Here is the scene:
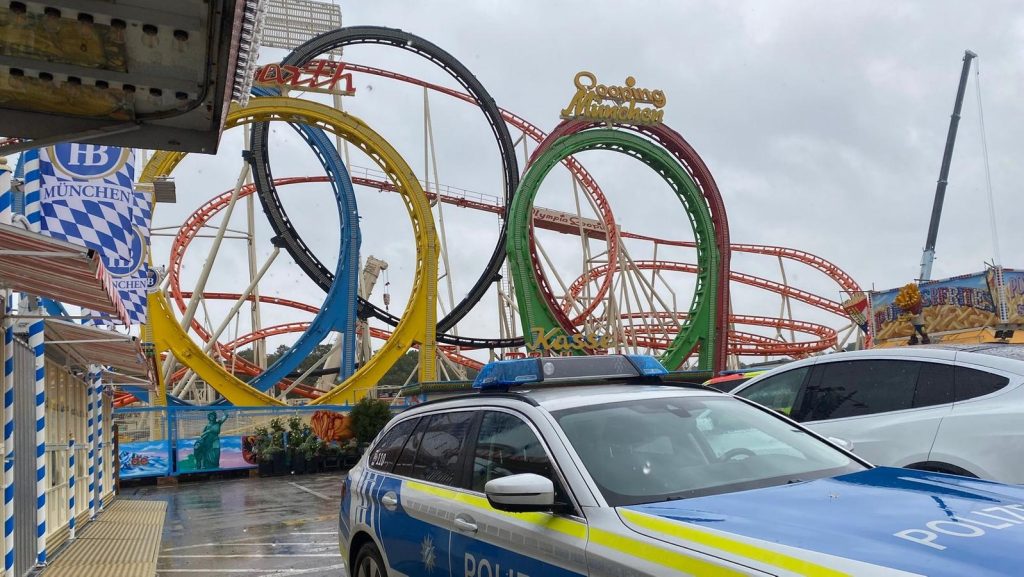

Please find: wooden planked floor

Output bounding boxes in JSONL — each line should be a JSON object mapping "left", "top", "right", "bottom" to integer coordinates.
{"left": 42, "top": 499, "right": 166, "bottom": 577}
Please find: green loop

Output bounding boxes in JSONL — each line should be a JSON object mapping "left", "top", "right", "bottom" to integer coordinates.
{"left": 507, "top": 129, "right": 719, "bottom": 369}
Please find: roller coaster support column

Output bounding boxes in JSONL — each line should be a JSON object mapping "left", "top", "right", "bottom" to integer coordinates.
{"left": 173, "top": 247, "right": 280, "bottom": 397}
{"left": 178, "top": 158, "right": 252, "bottom": 333}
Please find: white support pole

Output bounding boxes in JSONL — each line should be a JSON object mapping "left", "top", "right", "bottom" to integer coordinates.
{"left": 28, "top": 302, "right": 45, "bottom": 567}
{"left": 24, "top": 150, "right": 47, "bottom": 566}
{"left": 173, "top": 248, "right": 280, "bottom": 396}
{"left": 86, "top": 367, "right": 97, "bottom": 520}
{"left": 200, "top": 247, "right": 280, "bottom": 356}
{"left": 95, "top": 380, "right": 104, "bottom": 514}
{"left": 243, "top": 129, "right": 266, "bottom": 370}
{"left": 3, "top": 292, "right": 13, "bottom": 577}
{"left": 67, "top": 437, "right": 75, "bottom": 540}
{"left": 0, "top": 156, "right": 10, "bottom": 224}
{"left": 178, "top": 160, "right": 252, "bottom": 330}
{"left": 23, "top": 150, "right": 40, "bottom": 233}
{"left": 0, "top": 155, "right": 12, "bottom": 577}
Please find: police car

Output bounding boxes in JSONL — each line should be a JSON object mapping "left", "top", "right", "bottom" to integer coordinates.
{"left": 340, "top": 355, "right": 1024, "bottom": 576}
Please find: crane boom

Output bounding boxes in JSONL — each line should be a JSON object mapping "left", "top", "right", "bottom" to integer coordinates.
{"left": 919, "top": 50, "right": 977, "bottom": 281}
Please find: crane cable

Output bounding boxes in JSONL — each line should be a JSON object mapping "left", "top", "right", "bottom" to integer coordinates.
{"left": 973, "top": 58, "right": 1009, "bottom": 322}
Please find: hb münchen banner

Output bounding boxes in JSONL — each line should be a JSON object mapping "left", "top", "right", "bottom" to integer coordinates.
{"left": 39, "top": 143, "right": 151, "bottom": 324}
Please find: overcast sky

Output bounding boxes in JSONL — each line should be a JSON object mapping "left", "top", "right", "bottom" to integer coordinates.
{"left": 155, "top": 0, "right": 1024, "bottom": 362}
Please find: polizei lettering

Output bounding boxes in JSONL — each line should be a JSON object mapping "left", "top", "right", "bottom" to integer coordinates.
{"left": 560, "top": 71, "right": 666, "bottom": 126}
{"left": 465, "top": 553, "right": 529, "bottom": 577}
{"left": 42, "top": 182, "right": 132, "bottom": 204}
{"left": 894, "top": 503, "right": 1024, "bottom": 550}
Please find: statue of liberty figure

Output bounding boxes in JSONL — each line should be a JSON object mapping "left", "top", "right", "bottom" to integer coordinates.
{"left": 193, "top": 411, "right": 229, "bottom": 470}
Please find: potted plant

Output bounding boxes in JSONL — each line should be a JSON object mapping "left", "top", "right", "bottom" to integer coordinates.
{"left": 340, "top": 438, "right": 361, "bottom": 469}
{"left": 250, "top": 425, "right": 274, "bottom": 477}
{"left": 268, "top": 418, "right": 288, "bottom": 475}
{"left": 322, "top": 442, "right": 342, "bottom": 471}
{"left": 287, "top": 416, "right": 314, "bottom": 474}
{"left": 298, "top": 435, "right": 325, "bottom": 474}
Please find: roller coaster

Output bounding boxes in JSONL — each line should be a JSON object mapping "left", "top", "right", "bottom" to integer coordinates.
{"left": 115, "top": 25, "right": 864, "bottom": 408}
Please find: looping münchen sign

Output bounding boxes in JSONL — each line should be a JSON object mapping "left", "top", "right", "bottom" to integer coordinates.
{"left": 560, "top": 71, "right": 667, "bottom": 125}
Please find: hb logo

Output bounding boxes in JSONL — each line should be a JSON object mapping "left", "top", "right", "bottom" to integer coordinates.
{"left": 48, "top": 143, "right": 130, "bottom": 180}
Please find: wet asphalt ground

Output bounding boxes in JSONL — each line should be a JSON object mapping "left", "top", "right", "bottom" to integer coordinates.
{"left": 124, "top": 471, "right": 347, "bottom": 577}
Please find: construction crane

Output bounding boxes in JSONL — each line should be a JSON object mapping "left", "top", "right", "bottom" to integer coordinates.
{"left": 919, "top": 50, "right": 977, "bottom": 281}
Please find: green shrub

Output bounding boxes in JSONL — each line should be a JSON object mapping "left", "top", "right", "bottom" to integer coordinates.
{"left": 349, "top": 397, "right": 393, "bottom": 444}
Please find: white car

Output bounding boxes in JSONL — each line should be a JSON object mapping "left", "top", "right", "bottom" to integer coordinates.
{"left": 731, "top": 344, "right": 1024, "bottom": 482}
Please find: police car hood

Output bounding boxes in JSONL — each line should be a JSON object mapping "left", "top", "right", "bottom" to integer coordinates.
{"left": 619, "top": 467, "right": 1024, "bottom": 577}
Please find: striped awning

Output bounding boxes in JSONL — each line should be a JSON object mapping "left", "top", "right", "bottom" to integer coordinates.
{"left": 44, "top": 319, "right": 150, "bottom": 381}
{"left": 0, "top": 224, "right": 130, "bottom": 325}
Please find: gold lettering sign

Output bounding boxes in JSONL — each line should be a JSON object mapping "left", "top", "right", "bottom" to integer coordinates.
{"left": 560, "top": 71, "right": 666, "bottom": 126}
{"left": 526, "top": 327, "right": 614, "bottom": 354}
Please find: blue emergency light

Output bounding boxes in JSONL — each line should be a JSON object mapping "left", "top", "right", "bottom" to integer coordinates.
{"left": 473, "top": 355, "right": 668, "bottom": 390}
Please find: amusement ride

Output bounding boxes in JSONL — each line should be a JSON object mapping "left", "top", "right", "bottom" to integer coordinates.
{"left": 112, "top": 25, "right": 867, "bottom": 409}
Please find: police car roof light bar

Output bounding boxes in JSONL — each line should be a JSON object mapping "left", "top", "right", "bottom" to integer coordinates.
{"left": 473, "top": 355, "right": 668, "bottom": 390}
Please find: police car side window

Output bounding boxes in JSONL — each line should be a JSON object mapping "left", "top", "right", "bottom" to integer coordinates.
{"left": 407, "top": 412, "right": 475, "bottom": 487}
{"left": 738, "top": 367, "right": 809, "bottom": 419}
{"left": 954, "top": 366, "right": 1009, "bottom": 402}
{"left": 471, "top": 411, "right": 555, "bottom": 493}
{"left": 368, "top": 418, "right": 418, "bottom": 472}
{"left": 391, "top": 417, "right": 428, "bottom": 477}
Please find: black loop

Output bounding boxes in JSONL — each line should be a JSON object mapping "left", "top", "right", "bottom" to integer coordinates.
{"left": 250, "top": 26, "right": 523, "bottom": 348}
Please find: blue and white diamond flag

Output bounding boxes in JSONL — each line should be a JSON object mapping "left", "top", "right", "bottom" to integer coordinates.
{"left": 39, "top": 144, "right": 136, "bottom": 263}
{"left": 87, "top": 189, "right": 154, "bottom": 326}
{"left": 38, "top": 144, "right": 150, "bottom": 325}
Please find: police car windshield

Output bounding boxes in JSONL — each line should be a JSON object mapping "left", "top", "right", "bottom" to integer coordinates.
{"left": 553, "top": 395, "right": 864, "bottom": 507}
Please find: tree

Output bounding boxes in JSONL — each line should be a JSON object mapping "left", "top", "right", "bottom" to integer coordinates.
{"left": 349, "top": 397, "right": 393, "bottom": 444}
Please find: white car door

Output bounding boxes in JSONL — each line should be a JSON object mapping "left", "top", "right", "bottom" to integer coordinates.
{"left": 799, "top": 359, "right": 955, "bottom": 468}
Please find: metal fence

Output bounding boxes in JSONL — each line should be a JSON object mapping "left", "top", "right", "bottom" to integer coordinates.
{"left": 114, "top": 405, "right": 358, "bottom": 478}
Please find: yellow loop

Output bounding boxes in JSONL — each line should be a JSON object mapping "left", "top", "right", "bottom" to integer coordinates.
{"left": 143, "top": 96, "right": 438, "bottom": 406}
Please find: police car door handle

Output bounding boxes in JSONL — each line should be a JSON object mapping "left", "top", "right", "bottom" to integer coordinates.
{"left": 380, "top": 492, "right": 398, "bottom": 511}
{"left": 453, "top": 515, "right": 478, "bottom": 534}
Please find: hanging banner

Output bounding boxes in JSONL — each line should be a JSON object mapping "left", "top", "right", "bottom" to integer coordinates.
{"left": 39, "top": 143, "right": 135, "bottom": 262}
{"left": 37, "top": 143, "right": 150, "bottom": 324}
{"left": 89, "top": 189, "right": 152, "bottom": 325}
{"left": 870, "top": 270, "right": 1024, "bottom": 341}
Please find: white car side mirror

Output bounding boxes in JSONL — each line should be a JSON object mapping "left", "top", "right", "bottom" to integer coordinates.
{"left": 484, "top": 473, "right": 555, "bottom": 513}
{"left": 828, "top": 436, "right": 855, "bottom": 453}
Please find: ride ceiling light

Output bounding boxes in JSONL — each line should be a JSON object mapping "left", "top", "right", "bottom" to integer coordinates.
{"left": 0, "top": 0, "right": 266, "bottom": 155}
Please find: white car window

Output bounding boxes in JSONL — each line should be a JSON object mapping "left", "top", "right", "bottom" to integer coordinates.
{"left": 954, "top": 365, "right": 1009, "bottom": 401}
{"left": 738, "top": 367, "right": 809, "bottom": 417}
{"left": 804, "top": 360, "right": 920, "bottom": 420}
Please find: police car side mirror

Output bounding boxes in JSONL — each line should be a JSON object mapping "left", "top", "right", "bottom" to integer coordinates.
{"left": 484, "top": 474, "right": 555, "bottom": 513}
